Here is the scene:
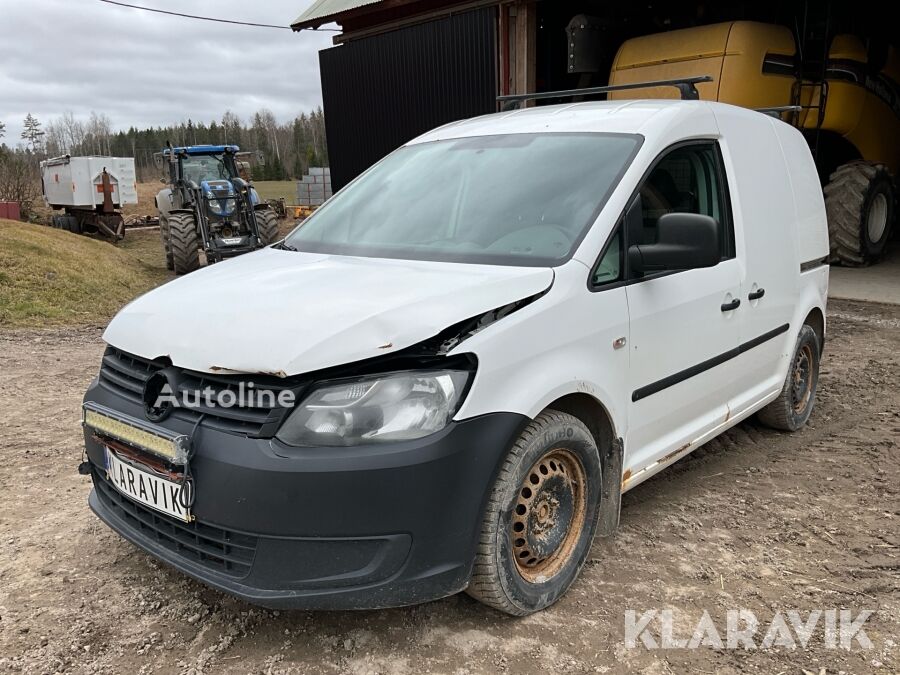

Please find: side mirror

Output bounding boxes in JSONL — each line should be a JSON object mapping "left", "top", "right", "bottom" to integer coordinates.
{"left": 628, "top": 212, "right": 719, "bottom": 275}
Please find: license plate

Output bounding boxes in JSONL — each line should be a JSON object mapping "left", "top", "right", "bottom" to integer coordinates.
{"left": 105, "top": 449, "right": 192, "bottom": 522}
{"left": 221, "top": 237, "right": 242, "bottom": 245}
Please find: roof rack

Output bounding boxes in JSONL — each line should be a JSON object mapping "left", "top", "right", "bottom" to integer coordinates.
{"left": 755, "top": 105, "right": 802, "bottom": 119}
{"left": 496, "top": 76, "right": 713, "bottom": 111}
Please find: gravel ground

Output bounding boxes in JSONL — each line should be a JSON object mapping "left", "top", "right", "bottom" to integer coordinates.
{"left": 0, "top": 298, "right": 898, "bottom": 674}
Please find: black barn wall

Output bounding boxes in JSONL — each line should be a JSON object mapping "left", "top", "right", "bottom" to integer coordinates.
{"left": 319, "top": 7, "right": 497, "bottom": 190}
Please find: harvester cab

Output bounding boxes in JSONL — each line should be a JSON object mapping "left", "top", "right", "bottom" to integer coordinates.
{"left": 154, "top": 144, "right": 280, "bottom": 274}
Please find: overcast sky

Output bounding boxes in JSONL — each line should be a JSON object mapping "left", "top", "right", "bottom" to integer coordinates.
{"left": 0, "top": 0, "right": 334, "bottom": 144}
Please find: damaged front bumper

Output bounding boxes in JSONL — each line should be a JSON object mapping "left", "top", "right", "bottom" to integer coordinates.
{"left": 82, "top": 377, "right": 526, "bottom": 609}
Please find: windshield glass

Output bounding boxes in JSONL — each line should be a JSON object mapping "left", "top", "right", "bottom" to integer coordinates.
{"left": 181, "top": 154, "right": 232, "bottom": 184}
{"left": 284, "top": 133, "right": 640, "bottom": 266}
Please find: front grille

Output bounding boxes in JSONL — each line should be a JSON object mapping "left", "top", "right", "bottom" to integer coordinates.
{"left": 98, "top": 346, "right": 300, "bottom": 437}
{"left": 93, "top": 469, "right": 257, "bottom": 579}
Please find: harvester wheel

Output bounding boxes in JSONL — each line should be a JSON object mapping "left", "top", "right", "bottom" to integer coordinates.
{"left": 824, "top": 161, "right": 895, "bottom": 266}
{"left": 168, "top": 212, "right": 201, "bottom": 274}
{"left": 255, "top": 209, "right": 280, "bottom": 245}
{"left": 159, "top": 216, "right": 174, "bottom": 271}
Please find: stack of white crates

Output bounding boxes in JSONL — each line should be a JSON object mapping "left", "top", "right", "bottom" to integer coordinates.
{"left": 296, "top": 167, "right": 332, "bottom": 206}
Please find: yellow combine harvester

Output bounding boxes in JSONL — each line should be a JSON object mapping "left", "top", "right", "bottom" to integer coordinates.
{"left": 608, "top": 21, "right": 899, "bottom": 266}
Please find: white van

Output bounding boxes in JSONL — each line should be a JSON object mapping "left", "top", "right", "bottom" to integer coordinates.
{"left": 82, "top": 97, "right": 828, "bottom": 615}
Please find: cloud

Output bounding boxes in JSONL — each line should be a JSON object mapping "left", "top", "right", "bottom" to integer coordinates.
{"left": 0, "top": 0, "right": 334, "bottom": 144}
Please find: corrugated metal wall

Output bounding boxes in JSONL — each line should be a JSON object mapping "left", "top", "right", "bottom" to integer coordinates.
{"left": 319, "top": 7, "right": 497, "bottom": 190}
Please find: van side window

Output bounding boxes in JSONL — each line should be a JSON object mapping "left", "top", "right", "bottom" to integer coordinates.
{"left": 635, "top": 143, "right": 734, "bottom": 261}
{"left": 591, "top": 226, "right": 623, "bottom": 287}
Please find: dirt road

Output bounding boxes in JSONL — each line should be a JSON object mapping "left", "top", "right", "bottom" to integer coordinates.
{"left": 1, "top": 299, "right": 897, "bottom": 674}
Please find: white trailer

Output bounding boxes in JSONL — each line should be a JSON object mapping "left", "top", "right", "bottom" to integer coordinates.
{"left": 40, "top": 155, "right": 137, "bottom": 239}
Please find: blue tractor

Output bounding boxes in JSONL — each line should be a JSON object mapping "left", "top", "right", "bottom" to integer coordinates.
{"left": 154, "top": 144, "right": 280, "bottom": 274}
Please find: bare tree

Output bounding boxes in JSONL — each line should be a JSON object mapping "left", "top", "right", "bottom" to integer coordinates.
{"left": 221, "top": 111, "right": 242, "bottom": 145}
{"left": 0, "top": 151, "right": 40, "bottom": 218}
{"left": 86, "top": 111, "right": 113, "bottom": 155}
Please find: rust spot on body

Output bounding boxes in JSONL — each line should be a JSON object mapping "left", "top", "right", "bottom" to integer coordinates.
{"left": 662, "top": 442, "right": 692, "bottom": 463}
{"left": 621, "top": 468, "right": 632, "bottom": 489}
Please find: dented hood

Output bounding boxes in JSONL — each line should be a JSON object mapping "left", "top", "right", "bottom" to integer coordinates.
{"left": 103, "top": 247, "right": 554, "bottom": 376}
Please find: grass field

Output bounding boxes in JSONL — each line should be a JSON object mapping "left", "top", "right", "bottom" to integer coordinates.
{"left": 253, "top": 180, "right": 297, "bottom": 204}
{"left": 0, "top": 220, "right": 170, "bottom": 327}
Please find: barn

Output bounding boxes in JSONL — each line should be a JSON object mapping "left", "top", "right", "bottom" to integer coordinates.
{"left": 292, "top": 0, "right": 897, "bottom": 194}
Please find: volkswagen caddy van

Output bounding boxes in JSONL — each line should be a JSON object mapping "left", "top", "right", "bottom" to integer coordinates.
{"left": 81, "top": 99, "right": 828, "bottom": 615}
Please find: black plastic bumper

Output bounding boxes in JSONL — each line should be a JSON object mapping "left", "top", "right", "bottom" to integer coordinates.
{"left": 83, "top": 379, "right": 526, "bottom": 609}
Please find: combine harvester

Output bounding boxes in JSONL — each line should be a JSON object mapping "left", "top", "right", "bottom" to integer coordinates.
{"left": 603, "top": 20, "right": 899, "bottom": 266}
{"left": 40, "top": 155, "right": 137, "bottom": 240}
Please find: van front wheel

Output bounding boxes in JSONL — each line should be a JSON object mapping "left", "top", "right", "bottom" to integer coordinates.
{"left": 757, "top": 324, "right": 820, "bottom": 432}
{"left": 466, "top": 411, "right": 601, "bottom": 615}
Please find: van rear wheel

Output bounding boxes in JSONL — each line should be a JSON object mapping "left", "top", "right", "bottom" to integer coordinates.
{"left": 757, "top": 325, "right": 820, "bottom": 432}
{"left": 824, "top": 161, "right": 895, "bottom": 266}
{"left": 466, "top": 411, "right": 601, "bottom": 615}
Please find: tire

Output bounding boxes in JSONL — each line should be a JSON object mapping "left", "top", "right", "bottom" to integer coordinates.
{"left": 64, "top": 215, "right": 80, "bottom": 234}
{"left": 255, "top": 208, "right": 280, "bottom": 245}
{"left": 466, "top": 410, "right": 602, "bottom": 615}
{"left": 757, "top": 325, "right": 821, "bottom": 432}
{"left": 824, "top": 161, "right": 896, "bottom": 266}
{"left": 51, "top": 215, "right": 63, "bottom": 229}
{"left": 168, "top": 212, "right": 200, "bottom": 275}
{"left": 159, "top": 216, "right": 174, "bottom": 271}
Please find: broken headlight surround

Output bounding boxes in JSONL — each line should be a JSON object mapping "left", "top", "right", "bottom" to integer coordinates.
{"left": 276, "top": 369, "right": 472, "bottom": 447}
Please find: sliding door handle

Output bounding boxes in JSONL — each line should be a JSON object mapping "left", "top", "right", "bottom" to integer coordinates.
{"left": 749, "top": 288, "right": 766, "bottom": 301}
{"left": 721, "top": 298, "right": 741, "bottom": 312}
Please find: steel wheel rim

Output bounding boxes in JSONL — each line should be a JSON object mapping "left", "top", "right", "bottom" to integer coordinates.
{"left": 867, "top": 192, "right": 888, "bottom": 244}
{"left": 791, "top": 344, "right": 814, "bottom": 414}
{"left": 511, "top": 448, "right": 587, "bottom": 583}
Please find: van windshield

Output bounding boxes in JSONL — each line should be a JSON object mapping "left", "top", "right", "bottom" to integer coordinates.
{"left": 284, "top": 133, "right": 641, "bottom": 266}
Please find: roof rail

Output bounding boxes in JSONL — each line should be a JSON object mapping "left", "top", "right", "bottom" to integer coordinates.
{"left": 496, "top": 76, "right": 713, "bottom": 111}
{"left": 755, "top": 105, "right": 802, "bottom": 119}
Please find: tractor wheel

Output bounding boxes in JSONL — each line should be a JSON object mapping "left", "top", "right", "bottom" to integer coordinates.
{"left": 255, "top": 209, "right": 280, "bottom": 245}
{"left": 824, "top": 161, "right": 896, "bottom": 266}
{"left": 168, "top": 212, "right": 201, "bottom": 275}
{"left": 159, "top": 216, "right": 174, "bottom": 271}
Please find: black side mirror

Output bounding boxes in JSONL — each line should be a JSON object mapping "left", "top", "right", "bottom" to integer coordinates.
{"left": 628, "top": 212, "right": 719, "bottom": 275}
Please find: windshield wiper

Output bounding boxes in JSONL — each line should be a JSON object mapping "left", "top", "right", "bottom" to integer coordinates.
{"left": 276, "top": 241, "right": 298, "bottom": 251}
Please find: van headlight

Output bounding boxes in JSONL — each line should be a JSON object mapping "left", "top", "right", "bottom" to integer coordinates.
{"left": 276, "top": 370, "right": 471, "bottom": 447}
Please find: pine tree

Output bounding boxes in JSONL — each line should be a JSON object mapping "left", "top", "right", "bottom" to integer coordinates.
{"left": 0, "top": 120, "right": 6, "bottom": 140}
{"left": 21, "top": 113, "right": 44, "bottom": 150}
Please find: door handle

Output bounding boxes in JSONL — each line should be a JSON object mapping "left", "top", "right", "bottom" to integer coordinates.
{"left": 748, "top": 288, "right": 766, "bottom": 301}
{"left": 721, "top": 298, "right": 741, "bottom": 312}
